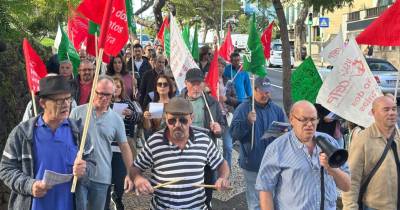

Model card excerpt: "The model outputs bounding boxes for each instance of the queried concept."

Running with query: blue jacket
[230,100,286,172]
[223,64,252,102]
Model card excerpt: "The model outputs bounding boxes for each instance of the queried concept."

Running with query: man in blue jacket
[223,52,252,103]
[230,76,286,210]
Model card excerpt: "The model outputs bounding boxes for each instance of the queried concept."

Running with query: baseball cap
[254,76,272,93]
[185,68,204,82]
[165,97,193,115]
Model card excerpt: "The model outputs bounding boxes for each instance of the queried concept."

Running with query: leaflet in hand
[262,121,291,139]
[113,103,128,118]
[149,102,164,119]
[43,170,73,188]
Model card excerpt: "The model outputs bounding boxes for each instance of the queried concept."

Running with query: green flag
[243,14,266,77]
[291,57,322,103]
[125,0,136,34]
[58,26,80,76]
[191,24,199,62]
[88,21,99,35]
[164,27,170,57]
[182,24,191,51]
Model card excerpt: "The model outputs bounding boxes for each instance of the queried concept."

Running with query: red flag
[86,34,110,63]
[219,27,234,63]
[356,1,400,46]
[68,15,89,50]
[77,0,106,25]
[261,21,274,59]
[205,49,220,98]
[98,0,129,56]
[22,39,47,93]
[157,16,169,47]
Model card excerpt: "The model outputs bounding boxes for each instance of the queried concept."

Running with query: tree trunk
[272,0,292,116]
[153,0,166,31]
[294,6,308,61]
[134,16,156,29]
[202,25,209,44]
[134,0,154,16]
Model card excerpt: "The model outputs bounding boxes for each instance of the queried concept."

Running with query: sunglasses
[157,82,169,88]
[167,117,189,126]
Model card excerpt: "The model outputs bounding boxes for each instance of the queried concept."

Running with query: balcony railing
[348,11,360,21]
[365,6,388,18]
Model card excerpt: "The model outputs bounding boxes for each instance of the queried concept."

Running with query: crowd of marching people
[1,38,400,210]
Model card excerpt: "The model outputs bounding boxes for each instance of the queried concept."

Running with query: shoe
[111,192,125,210]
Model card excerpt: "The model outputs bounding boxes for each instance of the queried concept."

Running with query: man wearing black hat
[0,75,94,210]
[130,97,230,210]
[180,68,227,209]
[230,76,286,210]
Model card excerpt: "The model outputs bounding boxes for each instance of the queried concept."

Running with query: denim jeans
[223,129,233,169]
[242,169,260,210]
[104,152,126,210]
[75,177,110,210]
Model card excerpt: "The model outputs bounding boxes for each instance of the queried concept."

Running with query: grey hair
[59,60,72,65]
[98,75,116,94]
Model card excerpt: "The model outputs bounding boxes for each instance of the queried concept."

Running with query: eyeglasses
[47,96,72,105]
[292,115,319,125]
[167,117,189,126]
[157,82,169,88]
[95,91,113,98]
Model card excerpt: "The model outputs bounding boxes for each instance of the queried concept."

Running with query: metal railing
[348,11,360,21]
[365,6,388,18]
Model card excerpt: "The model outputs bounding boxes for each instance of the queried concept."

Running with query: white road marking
[268,68,283,72]
[271,83,283,89]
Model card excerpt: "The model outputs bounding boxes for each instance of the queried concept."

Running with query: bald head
[372,95,396,111]
[290,100,319,142]
[290,100,317,117]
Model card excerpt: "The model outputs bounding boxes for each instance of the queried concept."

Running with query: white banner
[320,33,344,65]
[316,38,382,128]
[169,15,199,91]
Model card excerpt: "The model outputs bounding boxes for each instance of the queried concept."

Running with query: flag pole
[394,71,400,99]
[202,92,215,123]
[30,90,38,117]
[71,48,104,192]
[130,33,136,98]
[95,32,98,59]
[251,74,255,150]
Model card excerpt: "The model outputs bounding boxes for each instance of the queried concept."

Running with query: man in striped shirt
[129,97,230,210]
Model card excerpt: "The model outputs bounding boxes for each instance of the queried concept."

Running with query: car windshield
[272,44,282,51]
[368,61,397,72]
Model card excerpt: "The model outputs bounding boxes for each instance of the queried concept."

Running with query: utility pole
[308,12,313,58]
[220,0,224,44]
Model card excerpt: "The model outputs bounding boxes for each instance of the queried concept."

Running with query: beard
[172,126,186,140]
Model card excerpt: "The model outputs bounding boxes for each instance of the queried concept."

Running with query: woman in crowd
[199,45,212,75]
[106,54,135,100]
[105,76,141,210]
[143,75,175,136]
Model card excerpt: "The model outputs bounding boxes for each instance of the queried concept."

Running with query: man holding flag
[0,76,94,210]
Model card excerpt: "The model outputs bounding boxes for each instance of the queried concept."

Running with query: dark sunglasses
[157,82,169,88]
[167,117,189,126]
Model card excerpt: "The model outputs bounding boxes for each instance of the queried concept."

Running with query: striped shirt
[255,131,350,210]
[134,127,224,210]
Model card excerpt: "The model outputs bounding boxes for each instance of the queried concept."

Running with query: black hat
[165,97,193,115]
[185,68,204,82]
[38,75,71,97]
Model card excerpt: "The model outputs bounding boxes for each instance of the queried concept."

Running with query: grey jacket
[180,90,226,142]
[0,115,95,210]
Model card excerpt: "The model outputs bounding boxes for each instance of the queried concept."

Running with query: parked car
[318,58,400,97]
[269,43,295,68]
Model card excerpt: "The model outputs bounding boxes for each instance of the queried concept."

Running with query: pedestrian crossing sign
[319,17,329,28]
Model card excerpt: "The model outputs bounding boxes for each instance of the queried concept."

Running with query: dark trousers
[204,165,216,210]
[105,152,126,210]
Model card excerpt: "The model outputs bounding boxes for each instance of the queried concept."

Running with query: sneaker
[111,193,125,210]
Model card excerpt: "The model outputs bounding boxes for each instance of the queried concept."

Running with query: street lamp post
[220,0,224,44]
[308,12,313,58]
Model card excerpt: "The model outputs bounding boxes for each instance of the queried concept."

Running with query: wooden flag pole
[153,178,183,189]
[30,90,38,117]
[202,92,215,123]
[251,74,255,150]
[71,48,105,192]
[130,33,136,98]
[95,32,98,59]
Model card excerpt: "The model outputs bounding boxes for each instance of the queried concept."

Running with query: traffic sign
[319,17,329,28]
